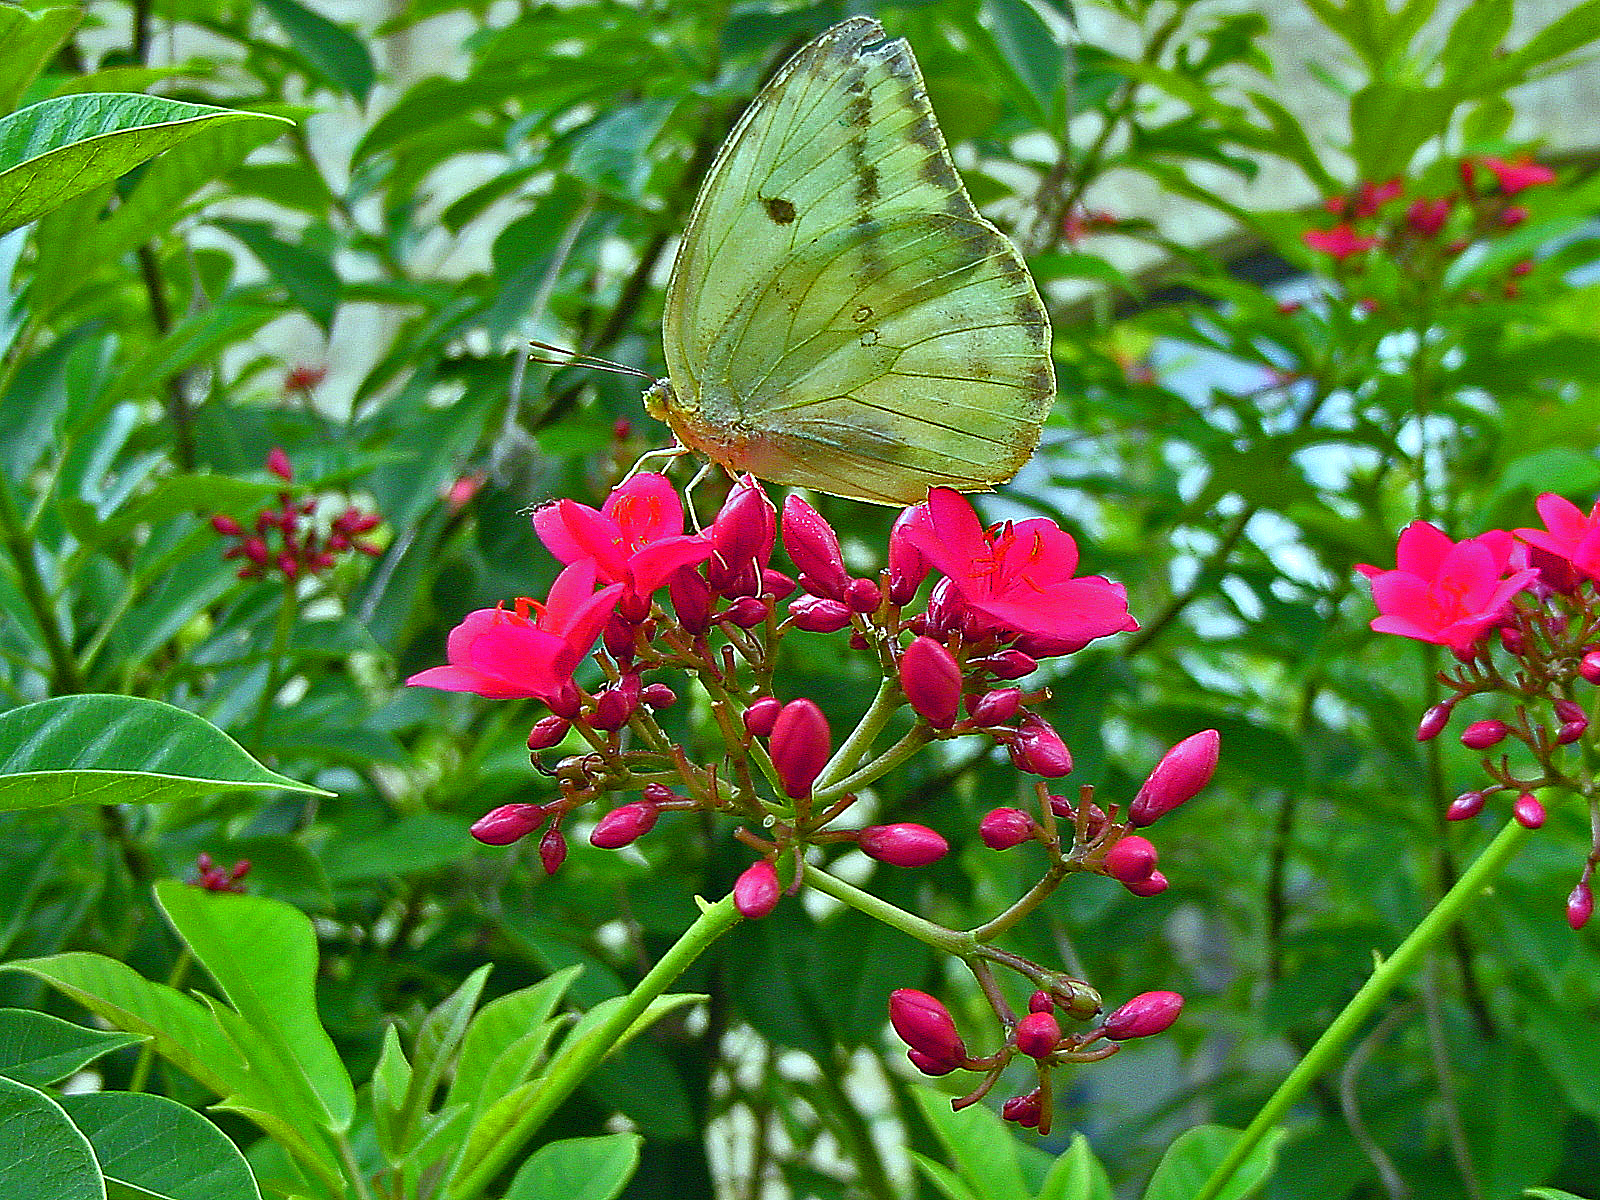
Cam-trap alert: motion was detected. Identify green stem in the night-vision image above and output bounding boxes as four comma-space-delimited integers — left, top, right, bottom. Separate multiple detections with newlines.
252, 577, 299, 740
333, 1129, 376, 1200
1194, 818, 1531, 1200
801, 861, 971, 956
129, 947, 191, 1093
0, 476, 83, 692
815, 677, 901, 792
445, 892, 744, 1200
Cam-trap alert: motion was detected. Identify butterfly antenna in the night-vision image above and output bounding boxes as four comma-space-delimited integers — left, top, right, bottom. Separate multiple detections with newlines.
528, 340, 654, 381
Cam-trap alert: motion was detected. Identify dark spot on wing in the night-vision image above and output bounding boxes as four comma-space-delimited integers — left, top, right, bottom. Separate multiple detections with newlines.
762, 196, 796, 224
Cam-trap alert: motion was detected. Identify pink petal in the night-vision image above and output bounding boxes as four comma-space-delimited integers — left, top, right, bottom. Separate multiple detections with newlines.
603, 473, 683, 544
531, 502, 586, 565
556, 501, 631, 581
628, 534, 713, 595
1392, 521, 1454, 576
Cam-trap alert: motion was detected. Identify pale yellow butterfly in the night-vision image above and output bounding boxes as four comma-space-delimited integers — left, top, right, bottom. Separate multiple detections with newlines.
643, 17, 1054, 506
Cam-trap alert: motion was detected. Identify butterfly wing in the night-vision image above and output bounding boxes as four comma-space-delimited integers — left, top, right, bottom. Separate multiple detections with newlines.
658, 17, 1053, 505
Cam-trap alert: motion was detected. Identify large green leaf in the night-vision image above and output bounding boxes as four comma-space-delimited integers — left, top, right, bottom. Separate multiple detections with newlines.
214, 219, 341, 333
259, 0, 375, 103
58, 1091, 262, 1200
154, 882, 355, 1134
0, 1075, 103, 1200
0, 94, 290, 234
0, 1009, 144, 1087
0, 695, 330, 812
1143, 1125, 1284, 1200
503, 1134, 642, 1200
0, 5, 81, 114
908, 1087, 1031, 1200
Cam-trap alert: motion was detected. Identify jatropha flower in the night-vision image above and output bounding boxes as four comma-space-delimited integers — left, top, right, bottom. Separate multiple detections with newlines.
211, 448, 383, 581
192, 852, 251, 893
1362, 497, 1600, 927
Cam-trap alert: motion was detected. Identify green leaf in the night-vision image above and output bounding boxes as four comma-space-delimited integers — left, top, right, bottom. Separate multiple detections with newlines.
85, 473, 282, 544
0, 695, 329, 812
58, 1091, 262, 1200
0, 1009, 145, 1087
154, 882, 355, 1134
1347, 82, 1454, 180
1142, 1125, 1284, 1200
0, 5, 82, 113
908, 1150, 981, 1200
984, 0, 1067, 127
1440, 0, 1513, 92
503, 1134, 642, 1200
0, 95, 290, 235
1500, 0, 1600, 77
1037, 1133, 1115, 1200
392, 965, 492, 1157
371, 1026, 412, 1162
445, 968, 580, 1116
0, 1075, 104, 1200
259, 0, 376, 103
214, 220, 341, 334
567, 101, 675, 200
908, 1087, 1031, 1200
1524, 1190, 1595, 1200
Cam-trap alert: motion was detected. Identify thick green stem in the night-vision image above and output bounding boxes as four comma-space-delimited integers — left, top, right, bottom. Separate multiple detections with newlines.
445, 892, 743, 1200
815, 677, 901, 792
801, 861, 971, 956
1194, 818, 1531, 1200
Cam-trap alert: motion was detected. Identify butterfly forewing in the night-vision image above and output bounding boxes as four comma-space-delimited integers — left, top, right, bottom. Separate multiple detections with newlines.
660, 17, 1054, 505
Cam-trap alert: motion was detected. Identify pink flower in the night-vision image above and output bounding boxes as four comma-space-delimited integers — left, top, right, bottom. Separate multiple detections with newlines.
899, 489, 1138, 649
1480, 155, 1555, 196
1515, 493, 1600, 580
1303, 224, 1378, 260
1405, 197, 1452, 237
406, 562, 623, 701
1356, 521, 1537, 653
533, 474, 711, 606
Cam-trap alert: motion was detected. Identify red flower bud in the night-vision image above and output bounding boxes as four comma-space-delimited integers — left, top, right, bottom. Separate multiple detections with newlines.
782, 496, 849, 601
590, 675, 641, 731
1497, 205, 1528, 228
641, 683, 676, 709
1568, 881, 1595, 930
211, 514, 244, 537
743, 696, 782, 738
266, 446, 293, 481
1028, 990, 1054, 1014
527, 715, 570, 751
1128, 729, 1219, 827
888, 508, 931, 605
1009, 714, 1073, 778
1103, 991, 1183, 1040
770, 698, 831, 798
1558, 720, 1587, 745
470, 803, 548, 846
901, 636, 962, 727
761, 568, 797, 601
1404, 196, 1452, 236
976, 649, 1038, 680
859, 823, 948, 867
590, 801, 659, 848
547, 681, 583, 720
243, 536, 271, 564
1002, 1090, 1041, 1127
1416, 702, 1453, 742
1103, 835, 1158, 884
1447, 790, 1487, 821
1513, 792, 1545, 829
968, 687, 1022, 725
1014, 1010, 1061, 1059
1123, 870, 1169, 897
722, 595, 770, 628
538, 825, 567, 874
787, 595, 853, 634
734, 860, 781, 919
711, 479, 775, 578
889, 989, 966, 1073
669, 567, 713, 636
1460, 719, 1509, 750
979, 807, 1035, 851
642, 783, 678, 804
847, 576, 881, 613
1581, 650, 1600, 685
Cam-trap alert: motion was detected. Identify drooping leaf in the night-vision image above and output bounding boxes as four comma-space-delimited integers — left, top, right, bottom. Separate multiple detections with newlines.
259, 0, 376, 103
0, 1009, 145, 1087
58, 1090, 263, 1200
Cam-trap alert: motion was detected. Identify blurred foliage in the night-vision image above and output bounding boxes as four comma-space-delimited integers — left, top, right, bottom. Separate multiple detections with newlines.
2, 0, 1600, 1196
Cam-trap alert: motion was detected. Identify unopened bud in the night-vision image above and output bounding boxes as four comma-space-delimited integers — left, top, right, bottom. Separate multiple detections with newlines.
901, 636, 962, 727
1129, 730, 1219, 827
1461, 719, 1510, 750
1013, 1010, 1061, 1059
889, 989, 966, 1074
770, 698, 831, 798
527, 715, 570, 751
722, 595, 769, 628
546, 680, 583, 720
976, 649, 1038, 680
1447, 790, 1487, 821
1416, 702, 1453, 741
1581, 650, 1600, 685
1123, 870, 1169, 897
1002, 1090, 1042, 1128
859, 823, 948, 867
788, 595, 852, 633
1028, 990, 1054, 1014
847, 577, 881, 613
1103, 835, 1158, 884
743, 696, 782, 738
641, 683, 676, 709
761, 568, 797, 600
968, 687, 1022, 725
470, 803, 548, 845
211, 514, 244, 537
1513, 792, 1545, 829
1500, 625, 1525, 656
642, 783, 678, 804
1009, 714, 1073, 778
590, 675, 641, 731
1103, 991, 1184, 1040
668, 567, 713, 636
979, 807, 1035, 851
888, 508, 931, 605
1559, 720, 1587, 745
711, 480, 775, 579
590, 801, 659, 849
538, 825, 567, 874
734, 860, 781, 919
782, 496, 849, 600
1567, 881, 1595, 930
266, 446, 293, 480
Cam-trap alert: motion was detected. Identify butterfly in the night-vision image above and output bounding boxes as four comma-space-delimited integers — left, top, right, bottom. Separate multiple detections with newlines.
643, 17, 1055, 506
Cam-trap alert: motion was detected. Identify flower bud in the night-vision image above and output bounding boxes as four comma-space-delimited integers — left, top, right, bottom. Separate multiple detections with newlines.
617, 587, 651, 624
846, 576, 881, 614
470, 803, 548, 846
1500, 625, 1525, 655
641, 683, 676, 709
782, 496, 849, 601
602, 616, 636, 662
889, 989, 966, 1074
1049, 795, 1109, 836
1405, 196, 1452, 236
266, 446, 293, 481
979, 807, 1035, 851
1028, 990, 1054, 1014
722, 595, 769, 628
591, 675, 642, 732
642, 783, 678, 804
1567, 881, 1594, 931
1123, 870, 1169, 897
1447, 790, 1487, 821
788, 595, 852, 633
922, 578, 967, 638
243, 536, 270, 564
975, 649, 1038, 680
1581, 650, 1600, 685
743, 696, 782, 738
590, 801, 659, 849
761, 568, 797, 601
734, 860, 781, 919
211, 514, 244, 537
668, 567, 713, 636
1558, 720, 1587, 745
887, 509, 931, 605
859, 823, 948, 867
1498, 204, 1528, 228
967, 687, 1022, 725
1460, 719, 1510, 750
1416, 702, 1453, 742
1001, 1090, 1041, 1128
1128, 729, 1219, 827
1009, 714, 1073, 778
538, 825, 567, 874
1013, 1010, 1061, 1059
546, 680, 583, 720
1513, 792, 1545, 829
527, 715, 570, 751
1103, 991, 1184, 1040
1103, 835, 1158, 884
770, 698, 831, 799
901, 636, 962, 728
711, 479, 775, 577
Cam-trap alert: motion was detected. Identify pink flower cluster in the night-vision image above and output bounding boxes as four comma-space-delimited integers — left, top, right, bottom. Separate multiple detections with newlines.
1360, 495, 1600, 927
191, 852, 251, 893
211, 448, 382, 581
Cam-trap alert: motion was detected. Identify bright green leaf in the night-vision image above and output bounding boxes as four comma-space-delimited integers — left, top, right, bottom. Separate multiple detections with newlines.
0, 6, 82, 113
503, 1134, 642, 1200
0, 1009, 145, 1088
909, 1087, 1031, 1200
1037, 1133, 1116, 1200
0, 1075, 104, 1200
1143, 1125, 1284, 1200
58, 1091, 262, 1200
